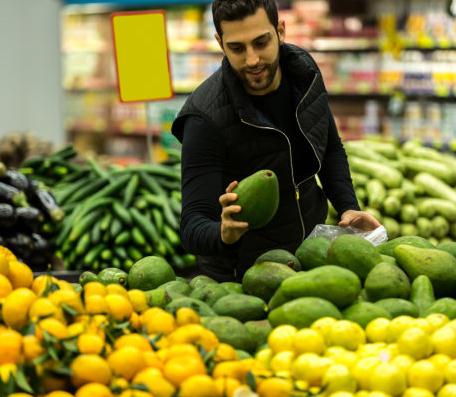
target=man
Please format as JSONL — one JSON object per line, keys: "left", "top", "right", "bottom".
{"left": 171, "top": 0, "right": 380, "bottom": 281}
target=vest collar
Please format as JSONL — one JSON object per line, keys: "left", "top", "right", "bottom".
{"left": 221, "top": 43, "right": 318, "bottom": 126}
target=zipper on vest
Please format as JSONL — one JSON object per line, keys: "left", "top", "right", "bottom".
{"left": 295, "top": 73, "right": 322, "bottom": 188}
{"left": 240, "top": 118, "right": 305, "bottom": 241}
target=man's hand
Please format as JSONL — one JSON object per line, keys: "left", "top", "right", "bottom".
{"left": 219, "top": 181, "right": 249, "bottom": 245}
{"left": 339, "top": 209, "right": 381, "bottom": 231}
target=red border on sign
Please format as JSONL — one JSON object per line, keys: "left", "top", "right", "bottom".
{"left": 110, "top": 9, "right": 175, "bottom": 103}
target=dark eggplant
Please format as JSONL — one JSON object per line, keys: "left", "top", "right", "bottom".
{"left": 31, "top": 186, "right": 64, "bottom": 222}
{"left": 31, "top": 233, "right": 49, "bottom": 251}
{"left": 16, "top": 207, "right": 43, "bottom": 229}
{"left": 5, "top": 233, "right": 34, "bottom": 260}
{"left": 0, "top": 181, "right": 29, "bottom": 207}
{"left": 2, "top": 170, "right": 30, "bottom": 192}
{"left": 0, "top": 203, "right": 16, "bottom": 227}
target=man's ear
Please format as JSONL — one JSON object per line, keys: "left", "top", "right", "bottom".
{"left": 277, "top": 20, "right": 285, "bottom": 44}
{"left": 215, "top": 33, "right": 224, "bottom": 52}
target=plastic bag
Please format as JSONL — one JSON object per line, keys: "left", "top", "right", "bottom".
{"left": 306, "top": 224, "right": 388, "bottom": 247}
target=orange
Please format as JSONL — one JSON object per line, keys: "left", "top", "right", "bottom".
{"left": 168, "top": 324, "right": 219, "bottom": 351}
{"left": 71, "top": 354, "right": 112, "bottom": 387}
{"left": 114, "top": 333, "right": 152, "bottom": 351}
{"left": 49, "top": 289, "right": 84, "bottom": 314}
{"left": 133, "top": 369, "right": 176, "bottom": 397}
{"left": 0, "top": 274, "right": 12, "bottom": 297}
{"left": 2, "top": 287, "right": 36, "bottom": 328}
{"left": 36, "top": 318, "right": 68, "bottom": 340}
{"left": 83, "top": 281, "right": 107, "bottom": 297}
{"left": 84, "top": 295, "right": 108, "bottom": 315}
{"left": 107, "top": 346, "right": 145, "bottom": 381}
{"left": 141, "top": 308, "right": 176, "bottom": 335}
{"left": 127, "top": 289, "right": 149, "bottom": 312}
{"left": 7, "top": 260, "right": 33, "bottom": 288}
{"left": 163, "top": 354, "right": 206, "bottom": 386}
{"left": 77, "top": 333, "right": 105, "bottom": 354}
{"left": 179, "top": 374, "right": 218, "bottom": 397}
{"left": 257, "top": 377, "right": 293, "bottom": 397}
{"left": 44, "top": 392, "right": 74, "bottom": 397}
{"left": 214, "top": 377, "right": 241, "bottom": 397}
{"left": 212, "top": 359, "right": 256, "bottom": 383}
{"left": 0, "top": 250, "right": 11, "bottom": 277}
{"left": 176, "top": 307, "right": 200, "bottom": 326}
{"left": 215, "top": 343, "right": 238, "bottom": 362}
{"left": 0, "top": 363, "right": 17, "bottom": 382}
{"left": 106, "top": 284, "right": 129, "bottom": 297}
{"left": 105, "top": 294, "right": 133, "bottom": 321}
{"left": 143, "top": 350, "right": 164, "bottom": 371}
{"left": 118, "top": 391, "right": 153, "bottom": 397}
{"left": 22, "top": 334, "right": 45, "bottom": 361}
{"left": 75, "top": 383, "right": 113, "bottom": 397}
{"left": 29, "top": 297, "right": 64, "bottom": 322}
{"left": 157, "top": 343, "right": 200, "bottom": 362}
{"left": 31, "top": 274, "right": 57, "bottom": 296}
{"left": 0, "top": 329, "right": 22, "bottom": 364}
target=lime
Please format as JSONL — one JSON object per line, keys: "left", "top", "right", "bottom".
{"left": 79, "top": 271, "right": 98, "bottom": 286}
{"left": 127, "top": 256, "right": 175, "bottom": 290}
{"left": 98, "top": 268, "right": 128, "bottom": 286}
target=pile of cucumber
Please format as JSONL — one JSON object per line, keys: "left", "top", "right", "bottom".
{"left": 22, "top": 146, "right": 195, "bottom": 272}
{"left": 327, "top": 138, "right": 456, "bottom": 244}
{"left": 0, "top": 159, "right": 63, "bottom": 269}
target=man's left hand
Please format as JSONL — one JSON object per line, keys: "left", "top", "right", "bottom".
{"left": 339, "top": 209, "right": 381, "bottom": 231}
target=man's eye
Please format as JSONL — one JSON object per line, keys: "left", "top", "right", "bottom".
{"left": 255, "top": 40, "right": 268, "bottom": 48}
{"left": 230, "top": 46, "right": 243, "bottom": 53}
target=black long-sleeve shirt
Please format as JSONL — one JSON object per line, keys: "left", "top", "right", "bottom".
{"left": 180, "top": 88, "right": 359, "bottom": 257}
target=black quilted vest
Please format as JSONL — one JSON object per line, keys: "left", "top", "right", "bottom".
{"left": 172, "top": 43, "right": 331, "bottom": 280}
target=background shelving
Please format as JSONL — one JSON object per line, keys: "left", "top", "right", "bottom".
{"left": 61, "top": 0, "right": 456, "bottom": 161}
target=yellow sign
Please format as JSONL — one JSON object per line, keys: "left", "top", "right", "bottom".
{"left": 111, "top": 11, "right": 173, "bottom": 102}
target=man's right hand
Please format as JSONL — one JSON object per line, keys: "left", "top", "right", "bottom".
{"left": 219, "top": 181, "right": 249, "bottom": 245}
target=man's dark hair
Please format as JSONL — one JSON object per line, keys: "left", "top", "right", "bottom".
{"left": 212, "top": 0, "right": 279, "bottom": 37}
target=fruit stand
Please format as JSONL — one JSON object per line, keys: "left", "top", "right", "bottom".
{"left": 2, "top": 140, "right": 456, "bottom": 397}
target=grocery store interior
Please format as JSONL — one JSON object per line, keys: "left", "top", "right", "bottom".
{"left": 4, "top": 1, "right": 456, "bottom": 396}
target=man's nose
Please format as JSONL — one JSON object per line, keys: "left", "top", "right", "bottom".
{"left": 245, "top": 46, "right": 260, "bottom": 67}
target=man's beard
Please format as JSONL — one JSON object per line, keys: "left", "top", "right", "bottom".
{"left": 234, "top": 53, "right": 280, "bottom": 93}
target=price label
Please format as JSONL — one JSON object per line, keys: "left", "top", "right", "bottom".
{"left": 111, "top": 11, "right": 173, "bottom": 102}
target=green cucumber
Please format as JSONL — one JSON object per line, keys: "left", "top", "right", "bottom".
{"left": 69, "top": 209, "right": 103, "bottom": 242}
{"left": 84, "top": 244, "right": 105, "bottom": 266}
{"left": 130, "top": 207, "right": 159, "bottom": 244}
{"left": 75, "top": 233, "right": 91, "bottom": 256}
{"left": 112, "top": 201, "right": 132, "bottom": 225}
{"left": 123, "top": 173, "right": 140, "bottom": 207}
{"left": 132, "top": 227, "right": 147, "bottom": 246}
{"left": 114, "top": 231, "right": 130, "bottom": 245}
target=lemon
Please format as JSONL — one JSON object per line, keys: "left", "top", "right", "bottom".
{"left": 355, "top": 391, "right": 370, "bottom": 397}
{"left": 446, "top": 319, "right": 456, "bottom": 333}
{"left": 127, "top": 289, "right": 149, "bottom": 313}
{"left": 293, "top": 328, "right": 325, "bottom": 355}
{"left": 438, "top": 384, "right": 456, "bottom": 397}
{"left": 352, "top": 357, "right": 381, "bottom": 390}
{"left": 311, "top": 317, "right": 338, "bottom": 343}
{"left": 268, "top": 325, "right": 298, "bottom": 354}
{"left": 369, "top": 362, "right": 406, "bottom": 396}
{"left": 413, "top": 318, "right": 433, "bottom": 335}
{"left": 322, "top": 364, "right": 356, "bottom": 394}
{"left": 328, "top": 392, "right": 355, "bottom": 397}
{"left": 407, "top": 360, "right": 444, "bottom": 392}
{"left": 444, "top": 359, "right": 456, "bottom": 382}
{"left": 402, "top": 387, "right": 434, "bottom": 397}
{"left": 270, "top": 350, "right": 294, "bottom": 374}
{"left": 105, "top": 294, "right": 133, "bottom": 321}
{"left": 397, "top": 327, "right": 432, "bottom": 360}
{"left": 386, "top": 316, "right": 416, "bottom": 342}
{"left": 390, "top": 355, "right": 415, "bottom": 375}
{"left": 432, "top": 326, "right": 456, "bottom": 358}
{"left": 369, "top": 392, "right": 393, "bottom": 397}
{"left": 325, "top": 347, "right": 358, "bottom": 369}
{"left": 255, "top": 348, "right": 273, "bottom": 370}
{"left": 328, "top": 321, "right": 365, "bottom": 351}
{"left": 366, "top": 318, "right": 390, "bottom": 343}
{"left": 291, "top": 353, "right": 332, "bottom": 386}
{"left": 426, "top": 313, "right": 449, "bottom": 332}
{"left": 2, "top": 288, "right": 36, "bottom": 329}
{"left": 428, "top": 354, "right": 451, "bottom": 372}
{"left": 357, "top": 343, "right": 387, "bottom": 358}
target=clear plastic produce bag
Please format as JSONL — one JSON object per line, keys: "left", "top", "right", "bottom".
{"left": 307, "top": 224, "right": 388, "bottom": 246}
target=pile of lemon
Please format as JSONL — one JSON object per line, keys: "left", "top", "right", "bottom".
{"left": 256, "top": 315, "right": 456, "bottom": 397}
{"left": 0, "top": 246, "right": 268, "bottom": 397}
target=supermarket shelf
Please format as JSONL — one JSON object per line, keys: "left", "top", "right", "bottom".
{"left": 64, "top": 0, "right": 212, "bottom": 5}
